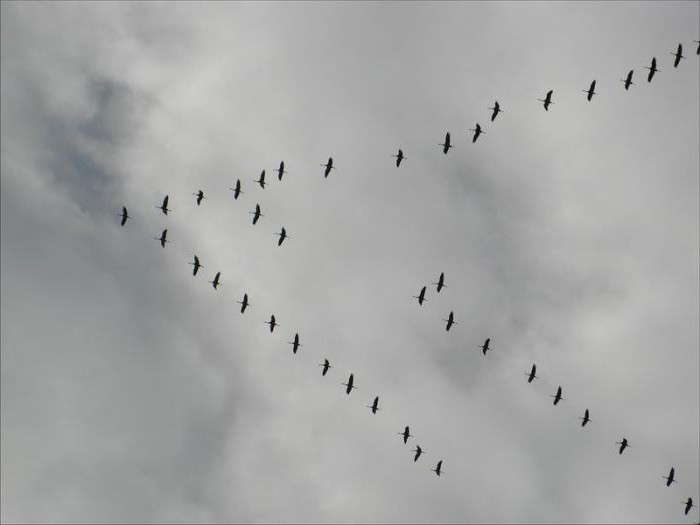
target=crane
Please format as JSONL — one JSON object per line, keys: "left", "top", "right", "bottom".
{"left": 254, "top": 170, "right": 266, "bottom": 189}
{"left": 550, "top": 386, "right": 564, "bottom": 406}
{"left": 367, "top": 396, "right": 380, "bottom": 414}
{"left": 276, "top": 161, "right": 287, "bottom": 181}
{"left": 209, "top": 271, "right": 221, "bottom": 290}
{"left": 488, "top": 101, "right": 504, "bottom": 122}
{"left": 479, "top": 338, "right": 490, "bottom": 355}
{"left": 119, "top": 206, "right": 129, "bottom": 227}
{"left": 469, "top": 123, "right": 485, "bottom": 143}
{"left": 411, "top": 445, "right": 424, "bottom": 462}
{"left": 342, "top": 373, "right": 356, "bottom": 395}
{"left": 189, "top": 254, "right": 203, "bottom": 276}
{"left": 439, "top": 132, "right": 453, "bottom": 154}
{"left": 538, "top": 90, "right": 554, "bottom": 111}
{"left": 193, "top": 189, "right": 206, "bottom": 205}
{"left": 250, "top": 203, "right": 264, "bottom": 225}
{"left": 229, "top": 179, "right": 243, "bottom": 200}
{"left": 392, "top": 148, "right": 405, "bottom": 167}
{"left": 155, "top": 229, "right": 168, "bottom": 248}
{"left": 431, "top": 460, "right": 443, "bottom": 477}
{"left": 413, "top": 286, "right": 427, "bottom": 306}
{"left": 615, "top": 437, "right": 629, "bottom": 455}
{"left": 287, "top": 333, "right": 302, "bottom": 354}
{"left": 237, "top": 293, "right": 250, "bottom": 314}
{"left": 525, "top": 363, "right": 538, "bottom": 383}
{"left": 663, "top": 467, "right": 677, "bottom": 487}
{"left": 157, "top": 194, "right": 170, "bottom": 215}
{"left": 578, "top": 408, "right": 592, "bottom": 427}
{"left": 683, "top": 497, "right": 695, "bottom": 515}
{"left": 645, "top": 57, "right": 659, "bottom": 82}
{"left": 583, "top": 80, "right": 597, "bottom": 101}
{"left": 275, "top": 227, "right": 289, "bottom": 246}
{"left": 264, "top": 314, "right": 278, "bottom": 333}
{"left": 443, "top": 311, "right": 456, "bottom": 331}
{"left": 399, "top": 426, "right": 413, "bottom": 444}
{"left": 432, "top": 272, "right": 446, "bottom": 293}
{"left": 671, "top": 43, "right": 685, "bottom": 67}
{"left": 620, "top": 70, "right": 634, "bottom": 90}
{"left": 319, "top": 359, "right": 332, "bottom": 376}
{"left": 322, "top": 157, "right": 335, "bottom": 178}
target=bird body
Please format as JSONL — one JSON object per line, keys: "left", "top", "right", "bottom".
{"left": 264, "top": 314, "right": 278, "bottom": 333}
{"left": 250, "top": 204, "right": 264, "bottom": 225}
{"left": 671, "top": 43, "right": 685, "bottom": 67}
{"left": 157, "top": 195, "right": 170, "bottom": 215}
{"left": 583, "top": 80, "right": 597, "bottom": 101}
{"left": 439, "top": 132, "right": 452, "bottom": 154}
{"left": 488, "top": 101, "right": 503, "bottom": 121}
{"left": 616, "top": 437, "right": 629, "bottom": 454}
{"left": 469, "top": 123, "right": 484, "bottom": 143}
{"left": 432, "top": 272, "right": 446, "bottom": 293}
{"left": 399, "top": 426, "right": 412, "bottom": 444}
{"left": 479, "top": 338, "right": 490, "bottom": 355}
{"left": 119, "top": 206, "right": 129, "bottom": 226}
{"left": 229, "top": 179, "right": 243, "bottom": 200}
{"left": 193, "top": 189, "right": 205, "bottom": 205}
{"left": 539, "top": 90, "right": 554, "bottom": 110}
{"left": 156, "top": 229, "right": 168, "bottom": 248}
{"left": 287, "top": 333, "right": 302, "bottom": 354}
{"left": 550, "top": 386, "right": 564, "bottom": 405}
{"left": 209, "top": 271, "right": 221, "bottom": 290}
{"left": 526, "top": 363, "right": 538, "bottom": 383}
{"left": 432, "top": 460, "right": 443, "bottom": 476}
{"left": 319, "top": 359, "right": 332, "bottom": 376}
{"left": 579, "top": 408, "right": 591, "bottom": 427}
{"left": 255, "top": 170, "right": 266, "bottom": 189}
{"left": 367, "top": 396, "right": 380, "bottom": 414}
{"left": 342, "top": 373, "right": 356, "bottom": 395}
{"left": 414, "top": 286, "right": 427, "bottom": 305}
{"left": 190, "top": 254, "right": 203, "bottom": 276}
{"left": 322, "top": 157, "right": 335, "bottom": 178}
{"left": 276, "top": 161, "right": 287, "bottom": 181}
{"left": 444, "top": 311, "right": 455, "bottom": 331}
{"left": 411, "top": 445, "right": 423, "bottom": 462}
{"left": 276, "top": 227, "right": 288, "bottom": 246}
{"left": 392, "top": 148, "right": 405, "bottom": 167}
{"left": 621, "top": 70, "right": 634, "bottom": 90}
{"left": 645, "top": 57, "right": 659, "bottom": 82}
{"left": 663, "top": 467, "right": 677, "bottom": 487}
{"left": 237, "top": 293, "right": 250, "bottom": 313}
{"left": 683, "top": 497, "right": 694, "bottom": 515}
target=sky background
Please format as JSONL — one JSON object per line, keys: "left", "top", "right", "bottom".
{"left": 1, "top": 2, "right": 699, "bottom": 523}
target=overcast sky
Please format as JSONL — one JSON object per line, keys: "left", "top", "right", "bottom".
{"left": 1, "top": 2, "right": 699, "bottom": 523}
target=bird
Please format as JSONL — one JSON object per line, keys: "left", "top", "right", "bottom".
{"left": 413, "top": 286, "right": 427, "bottom": 306}
{"left": 276, "top": 161, "right": 287, "bottom": 181}
{"left": 663, "top": 467, "right": 677, "bottom": 487}
{"left": 209, "top": 271, "right": 221, "bottom": 290}
{"left": 432, "top": 272, "right": 446, "bottom": 293}
{"left": 583, "top": 79, "right": 597, "bottom": 101}
{"left": 250, "top": 204, "right": 264, "bottom": 225}
{"left": 431, "top": 460, "right": 443, "bottom": 477}
{"left": 342, "top": 373, "right": 356, "bottom": 395}
{"left": 645, "top": 57, "right": 659, "bottom": 82}
{"left": 193, "top": 189, "right": 205, "bottom": 205}
{"left": 287, "top": 333, "right": 302, "bottom": 354}
{"left": 398, "top": 426, "right": 413, "bottom": 444}
{"left": 254, "top": 170, "right": 266, "bottom": 189}
{"left": 550, "top": 386, "right": 564, "bottom": 406}
{"left": 443, "top": 311, "right": 456, "bottom": 331}
{"left": 319, "top": 359, "right": 332, "bottom": 376}
{"left": 578, "top": 408, "right": 592, "bottom": 427}
{"left": 119, "top": 206, "right": 129, "bottom": 227}
{"left": 671, "top": 43, "right": 685, "bottom": 67}
{"left": 275, "top": 227, "right": 289, "bottom": 246}
{"left": 411, "top": 445, "right": 424, "bottom": 462}
{"left": 525, "top": 363, "right": 538, "bottom": 383}
{"left": 469, "top": 123, "right": 484, "bottom": 143}
{"left": 237, "top": 293, "right": 250, "bottom": 314}
{"left": 439, "top": 132, "right": 453, "bottom": 154}
{"left": 229, "top": 179, "right": 243, "bottom": 200}
{"left": 621, "top": 69, "right": 634, "bottom": 90}
{"left": 189, "top": 254, "right": 203, "bottom": 276}
{"left": 321, "top": 157, "right": 335, "bottom": 178}
{"left": 155, "top": 229, "right": 168, "bottom": 248}
{"left": 488, "top": 101, "right": 504, "bottom": 122}
{"left": 538, "top": 89, "right": 554, "bottom": 111}
{"left": 367, "top": 396, "right": 380, "bottom": 414}
{"left": 615, "top": 437, "right": 629, "bottom": 455}
{"left": 682, "top": 497, "right": 695, "bottom": 515}
{"left": 392, "top": 148, "right": 405, "bottom": 167}
{"left": 157, "top": 194, "right": 170, "bottom": 215}
{"left": 695, "top": 40, "right": 700, "bottom": 55}
{"left": 264, "top": 314, "right": 278, "bottom": 333}
{"left": 479, "top": 338, "right": 490, "bottom": 355}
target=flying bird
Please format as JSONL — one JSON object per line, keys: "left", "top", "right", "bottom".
{"left": 488, "top": 101, "right": 503, "bottom": 121}
{"left": 321, "top": 157, "right": 335, "bottom": 178}
{"left": 615, "top": 437, "right": 629, "bottom": 455}
{"left": 583, "top": 79, "right": 597, "bottom": 101}
{"left": 525, "top": 363, "right": 538, "bottom": 383}
{"left": 254, "top": 170, "right": 266, "bottom": 189}
{"left": 411, "top": 445, "right": 424, "bottom": 462}
{"left": 157, "top": 194, "right": 170, "bottom": 215}
{"left": 682, "top": 497, "right": 694, "bottom": 515}
{"left": 276, "top": 161, "right": 287, "bottom": 181}
{"left": 275, "top": 227, "right": 289, "bottom": 246}
{"left": 443, "top": 311, "right": 456, "bottom": 331}
{"left": 392, "top": 148, "right": 405, "bottom": 167}
{"left": 413, "top": 286, "right": 428, "bottom": 306}
{"left": 671, "top": 43, "right": 685, "bottom": 67}
{"left": 550, "top": 386, "right": 564, "bottom": 406}
{"left": 695, "top": 40, "right": 700, "bottom": 55}
{"left": 229, "top": 179, "right": 243, "bottom": 200}
{"left": 342, "top": 373, "right": 356, "bottom": 395}
{"left": 264, "top": 314, "right": 278, "bottom": 333}
{"left": 189, "top": 254, "right": 203, "bottom": 276}
{"left": 645, "top": 57, "right": 659, "bottom": 82}
{"left": 237, "top": 293, "right": 250, "bottom": 314}
{"left": 432, "top": 272, "right": 446, "bottom": 293}
{"left": 469, "top": 123, "right": 484, "bottom": 143}
{"left": 319, "top": 359, "right": 332, "bottom": 376}
{"left": 579, "top": 408, "right": 592, "bottom": 427}
{"left": 399, "top": 426, "right": 413, "bottom": 444}
{"left": 539, "top": 90, "right": 554, "bottom": 111}
{"left": 119, "top": 206, "right": 129, "bottom": 227}
{"left": 209, "top": 271, "right": 221, "bottom": 290}
{"left": 367, "top": 396, "right": 380, "bottom": 414}
{"left": 155, "top": 229, "right": 168, "bottom": 248}
{"left": 621, "top": 70, "right": 634, "bottom": 90}
{"left": 431, "top": 460, "right": 443, "bottom": 477}
{"left": 250, "top": 204, "right": 264, "bottom": 225}
{"left": 479, "top": 338, "right": 490, "bottom": 355}
{"left": 193, "top": 189, "right": 205, "bottom": 205}
{"left": 287, "top": 333, "right": 302, "bottom": 354}
{"left": 439, "top": 132, "right": 453, "bottom": 154}
{"left": 663, "top": 467, "right": 677, "bottom": 487}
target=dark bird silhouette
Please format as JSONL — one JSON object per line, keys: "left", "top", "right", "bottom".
{"left": 411, "top": 445, "right": 424, "bottom": 462}
{"left": 254, "top": 170, "right": 266, "bottom": 189}
{"left": 319, "top": 359, "right": 332, "bottom": 376}
{"left": 413, "top": 286, "right": 428, "bottom": 306}
{"left": 550, "top": 386, "right": 564, "bottom": 406}
{"left": 615, "top": 437, "right": 629, "bottom": 454}
{"left": 621, "top": 70, "right": 634, "bottom": 90}
{"left": 671, "top": 43, "right": 685, "bottom": 67}
{"left": 157, "top": 194, "right": 170, "bottom": 215}
{"left": 432, "top": 272, "right": 446, "bottom": 293}
{"left": 443, "top": 311, "right": 456, "bottom": 331}
{"left": 488, "top": 101, "right": 504, "bottom": 122}
{"left": 250, "top": 204, "right": 264, "bottom": 225}
{"left": 431, "top": 460, "right": 443, "bottom": 477}
{"left": 645, "top": 57, "right": 659, "bottom": 82}
{"left": 579, "top": 408, "right": 592, "bottom": 427}
{"left": 189, "top": 254, "right": 203, "bottom": 276}
{"left": 287, "top": 333, "right": 302, "bottom": 354}
{"left": 525, "top": 363, "right": 538, "bottom": 383}
{"left": 193, "top": 189, "right": 205, "bottom": 205}
{"left": 119, "top": 206, "right": 129, "bottom": 227}
{"left": 229, "top": 179, "right": 243, "bottom": 200}
{"left": 155, "top": 229, "right": 168, "bottom": 248}
{"left": 469, "top": 123, "right": 484, "bottom": 143}
{"left": 367, "top": 396, "right": 380, "bottom": 414}
{"left": 479, "top": 338, "right": 490, "bottom": 355}
{"left": 264, "top": 314, "right": 278, "bottom": 333}
{"left": 322, "top": 157, "right": 335, "bottom": 178}
{"left": 539, "top": 90, "right": 554, "bottom": 111}
{"left": 342, "top": 373, "right": 356, "bottom": 395}
{"left": 392, "top": 148, "right": 405, "bottom": 167}
{"left": 583, "top": 79, "right": 597, "bottom": 101}
{"left": 237, "top": 293, "right": 250, "bottom": 314}
{"left": 683, "top": 497, "right": 694, "bottom": 515}
{"left": 439, "top": 132, "right": 453, "bottom": 154}
{"left": 399, "top": 426, "right": 413, "bottom": 444}
{"left": 695, "top": 40, "right": 700, "bottom": 55}
{"left": 663, "top": 467, "right": 677, "bottom": 487}
{"left": 276, "top": 227, "right": 288, "bottom": 246}
{"left": 209, "top": 271, "right": 221, "bottom": 290}
{"left": 276, "top": 161, "right": 287, "bottom": 181}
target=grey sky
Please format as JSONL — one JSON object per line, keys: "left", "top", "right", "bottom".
{"left": 1, "top": 2, "right": 698, "bottom": 523}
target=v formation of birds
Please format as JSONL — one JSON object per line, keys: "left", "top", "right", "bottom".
{"left": 117, "top": 41, "right": 699, "bottom": 518}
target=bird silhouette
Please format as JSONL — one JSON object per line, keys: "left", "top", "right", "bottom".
{"left": 621, "top": 70, "right": 634, "bottom": 90}
{"left": 439, "top": 132, "right": 452, "bottom": 154}
{"left": 488, "top": 101, "right": 504, "bottom": 121}
{"left": 229, "top": 179, "right": 243, "bottom": 200}
{"left": 276, "top": 161, "right": 287, "bottom": 181}
{"left": 237, "top": 293, "right": 250, "bottom": 314}
{"left": 287, "top": 333, "right": 302, "bottom": 354}
{"left": 392, "top": 148, "right": 405, "bottom": 167}
{"left": 578, "top": 408, "right": 592, "bottom": 427}
{"left": 411, "top": 445, "right": 424, "bottom": 462}
{"left": 322, "top": 157, "right": 335, "bottom": 178}
{"left": 276, "top": 227, "right": 289, "bottom": 246}
{"left": 431, "top": 460, "right": 443, "bottom": 477}
{"left": 189, "top": 254, "right": 203, "bottom": 276}
{"left": 367, "top": 396, "right": 380, "bottom": 414}
{"left": 209, "top": 271, "right": 221, "bottom": 290}
{"left": 615, "top": 437, "right": 629, "bottom": 454}
{"left": 479, "top": 338, "right": 490, "bottom": 355}
{"left": 550, "top": 386, "right": 564, "bottom": 406}
{"left": 319, "top": 359, "right": 332, "bottom": 376}
{"left": 157, "top": 194, "right": 170, "bottom": 215}
{"left": 432, "top": 272, "right": 446, "bottom": 293}
{"left": 539, "top": 90, "right": 554, "bottom": 111}
{"left": 399, "top": 426, "right": 413, "bottom": 444}
{"left": 342, "top": 373, "right": 356, "bottom": 395}
{"left": 525, "top": 363, "right": 538, "bottom": 383}
{"left": 193, "top": 189, "right": 205, "bottom": 205}
{"left": 155, "top": 229, "right": 168, "bottom": 248}
{"left": 583, "top": 79, "right": 597, "bottom": 101}
{"left": 682, "top": 497, "right": 694, "bottom": 515}
{"left": 671, "top": 43, "right": 685, "bottom": 67}
{"left": 250, "top": 204, "right": 264, "bottom": 225}
{"left": 119, "top": 206, "right": 129, "bottom": 227}
{"left": 413, "top": 286, "right": 427, "bottom": 306}
{"left": 443, "top": 311, "right": 456, "bottom": 331}
{"left": 469, "top": 123, "right": 484, "bottom": 143}
{"left": 645, "top": 57, "right": 659, "bottom": 82}
{"left": 663, "top": 467, "right": 677, "bottom": 487}
{"left": 254, "top": 170, "right": 266, "bottom": 189}
{"left": 264, "top": 314, "right": 278, "bottom": 333}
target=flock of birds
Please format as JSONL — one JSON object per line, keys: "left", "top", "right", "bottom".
{"left": 115, "top": 39, "right": 699, "bottom": 519}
